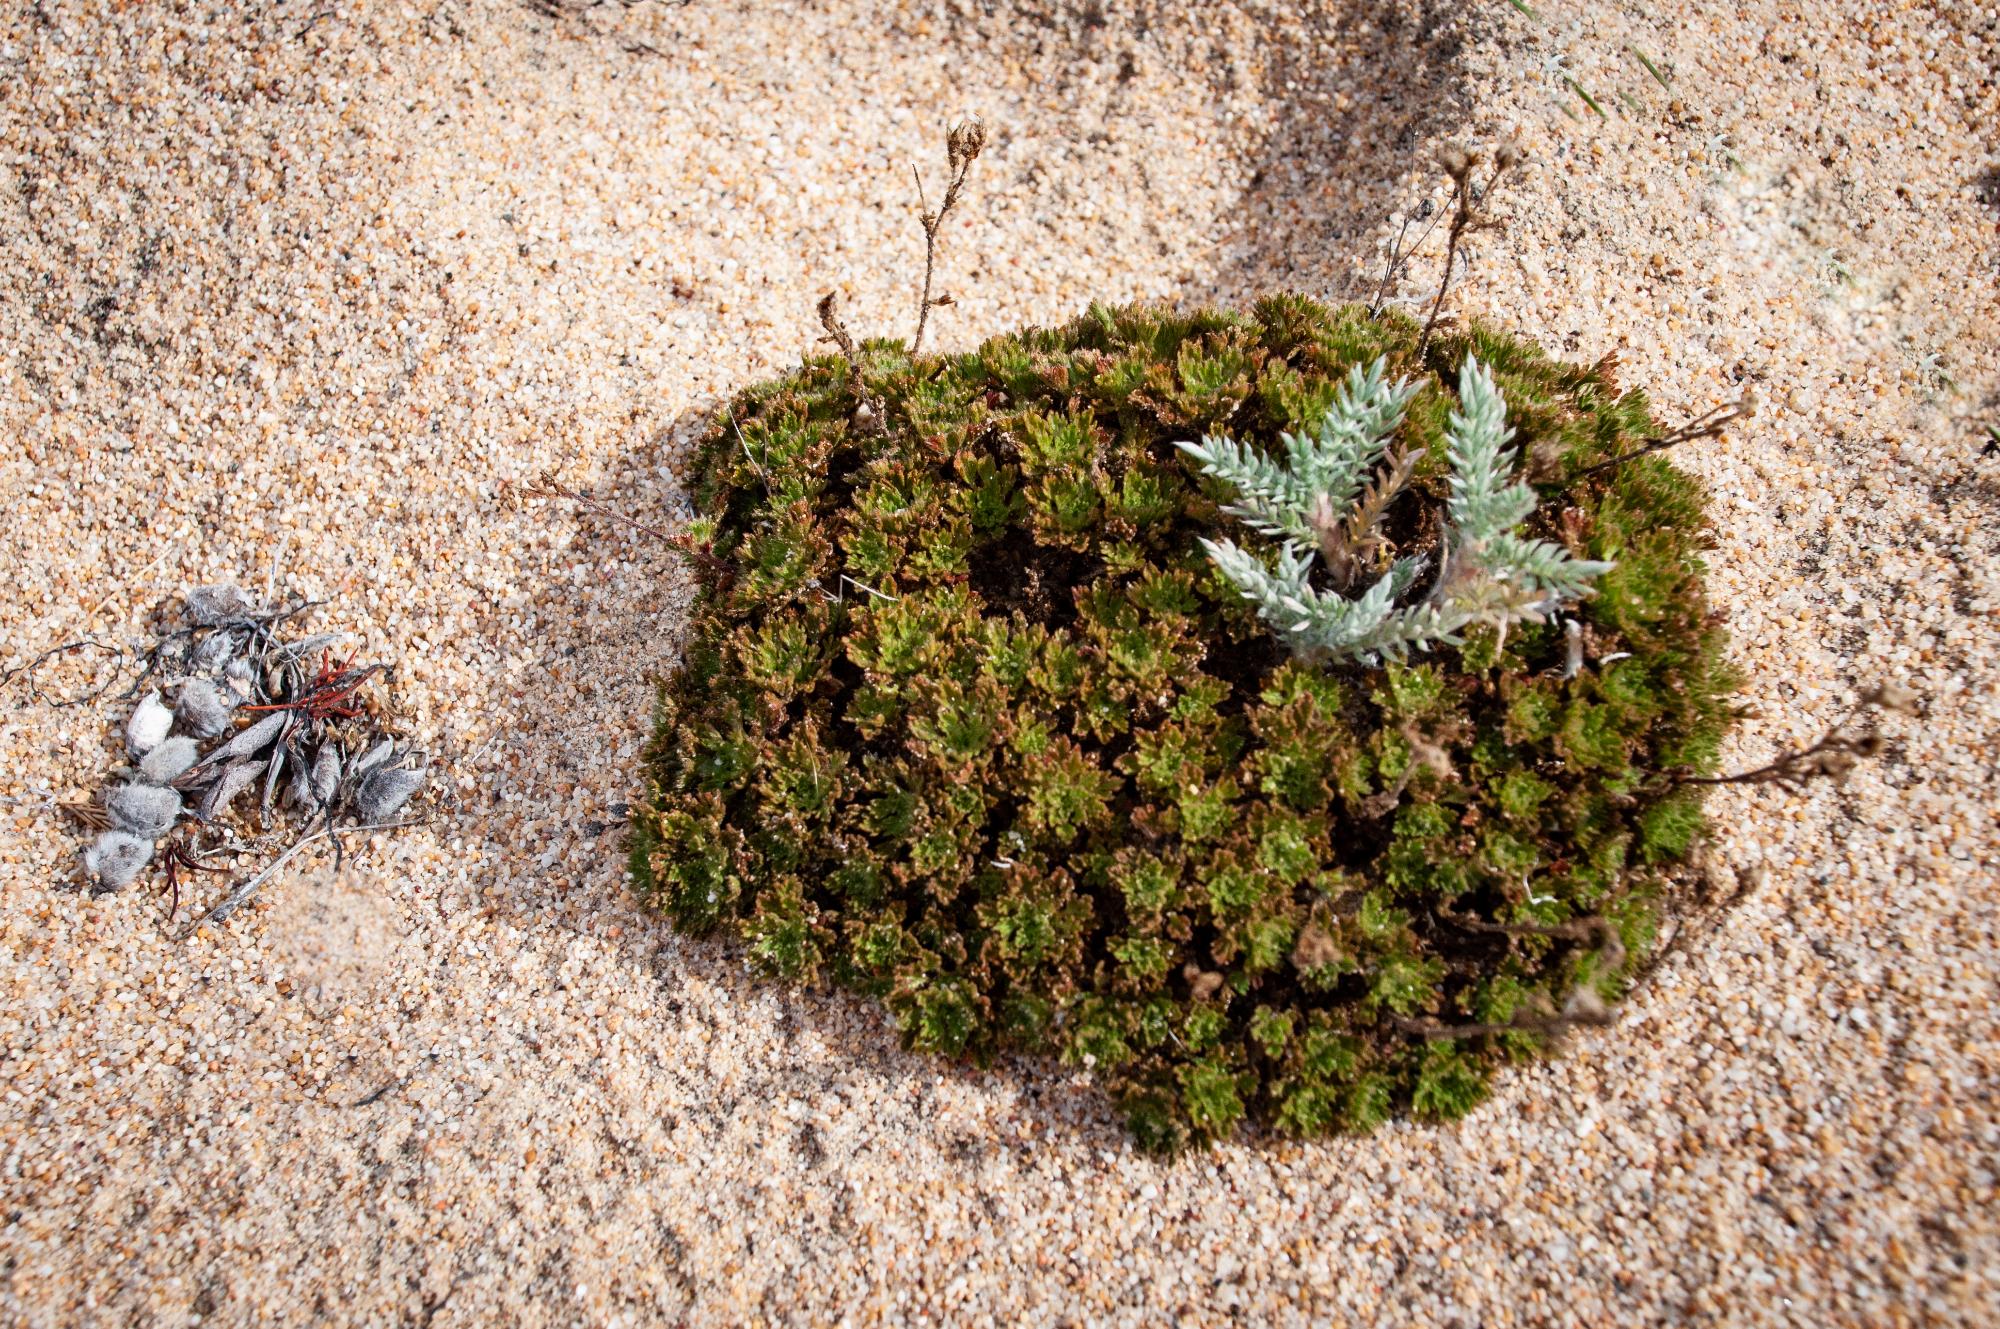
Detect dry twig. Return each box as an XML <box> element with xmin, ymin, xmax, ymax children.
<box><xmin>910</xmin><ymin>119</ymin><xmax>985</xmax><ymax>354</ymax></box>
<box><xmin>1417</xmin><ymin>141</ymin><xmax>1519</xmax><ymax>359</ymax></box>
<box><xmin>1679</xmin><ymin>681</ymin><xmax>1917</xmax><ymax>791</ymax></box>
<box><xmin>815</xmin><ymin>292</ymin><xmax>881</xmax><ymax>436</ymax></box>
<box><xmin>1570</xmin><ymin>393</ymin><xmax>1759</xmax><ymax>481</ymax></box>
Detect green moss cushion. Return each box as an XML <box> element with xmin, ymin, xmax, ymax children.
<box><xmin>632</xmin><ymin>297</ymin><xmax>1737</xmax><ymax>1151</ymax></box>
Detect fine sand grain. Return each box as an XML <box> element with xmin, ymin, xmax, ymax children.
<box><xmin>2</xmin><ymin>2</ymin><xmax>1996</xmax><ymax>1324</ymax></box>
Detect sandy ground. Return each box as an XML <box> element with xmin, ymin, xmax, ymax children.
<box><xmin>2</xmin><ymin>1</ymin><xmax>1996</xmax><ymax>1324</ymax></box>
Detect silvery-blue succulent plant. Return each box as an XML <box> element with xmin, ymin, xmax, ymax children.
<box><xmin>1178</xmin><ymin>356</ymin><xmax>1612</xmax><ymax>662</ymax></box>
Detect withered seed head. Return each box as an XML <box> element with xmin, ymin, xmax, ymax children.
<box><xmin>1494</xmin><ymin>141</ymin><xmax>1521</xmax><ymax>171</ymax></box>
<box><xmin>1438</xmin><ymin>143</ymin><xmax>1473</xmax><ymax>180</ymax></box>
<box><xmin>947</xmin><ymin>118</ymin><xmax>986</xmax><ymax>170</ymax></box>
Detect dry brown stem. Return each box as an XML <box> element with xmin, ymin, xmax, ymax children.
<box><xmin>910</xmin><ymin>119</ymin><xmax>984</xmax><ymax>355</ymax></box>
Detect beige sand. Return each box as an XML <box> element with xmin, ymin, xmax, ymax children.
<box><xmin>2</xmin><ymin>1</ymin><xmax>1995</xmax><ymax>1323</ymax></box>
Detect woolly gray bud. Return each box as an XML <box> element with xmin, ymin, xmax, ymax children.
<box><xmin>355</xmin><ymin>767</ymin><xmax>424</xmax><ymax>823</ymax></box>
<box><xmin>126</xmin><ymin>690</ymin><xmax>173</xmax><ymax>756</ymax></box>
<box><xmin>191</xmin><ymin>631</ymin><xmax>238</xmax><ymax>674</ymax></box>
<box><xmin>286</xmin><ymin>750</ymin><xmax>319</xmax><ymax>811</ymax></box>
<box><xmin>309</xmin><ymin>744</ymin><xmax>342</xmax><ymax>807</ymax></box>
<box><xmin>105</xmin><ymin>784</ymin><xmax>181</xmax><ymax>839</ymax></box>
<box><xmin>139</xmin><ymin>736</ymin><xmax>199</xmax><ymax>784</ymax></box>
<box><xmin>186</xmin><ymin>583</ymin><xmax>258</xmax><ymax>626</ymax></box>
<box><xmin>176</xmin><ymin>680</ymin><xmax>234</xmax><ymax>739</ymax></box>
<box><xmin>224</xmin><ymin>657</ymin><xmax>256</xmax><ymax>699</ymax></box>
<box><xmin>85</xmin><ymin>832</ymin><xmax>153</xmax><ymax>890</ymax></box>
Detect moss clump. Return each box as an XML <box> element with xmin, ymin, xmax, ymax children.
<box><xmin>632</xmin><ymin>296</ymin><xmax>1738</xmax><ymax>1150</ymax></box>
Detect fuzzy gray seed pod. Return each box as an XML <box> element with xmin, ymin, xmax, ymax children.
<box><xmin>186</xmin><ymin>583</ymin><xmax>258</xmax><ymax>625</ymax></box>
<box><xmin>197</xmin><ymin>758</ymin><xmax>268</xmax><ymax>822</ymax></box>
<box><xmin>176</xmin><ymin>679</ymin><xmax>234</xmax><ymax>738</ymax></box>
<box><xmin>201</xmin><ymin>711</ymin><xmax>289</xmax><ymax>767</ymax></box>
<box><xmin>85</xmin><ymin>832</ymin><xmax>153</xmax><ymax>890</ymax></box>
<box><xmin>354</xmin><ymin>738</ymin><xmax>397</xmax><ymax>777</ymax></box>
<box><xmin>191</xmin><ymin>631</ymin><xmax>239</xmax><ymax>674</ymax></box>
<box><xmin>286</xmin><ymin>750</ymin><xmax>319</xmax><ymax>811</ymax></box>
<box><xmin>126</xmin><ymin>690</ymin><xmax>173</xmax><ymax>755</ymax></box>
<box><xmin>224</xmin><ymin>657</ymin><xmax>256</xmax><ymax>699</ymax></box>
<box><xmin>139</xmin><ymin>736</ymin><xmax>200</xmax><ymax>784</ymax></box>
<box><xmin>105</xmin><ymin>784</ymin><xmax>181</xmax><ymax>839</ymax></box>
<box><xmin>272</xmin><ymin>632</ymin><xmax>349</xmax><ymax>662</ymax></box>
<box><xmin>309</xmin><ymin>744</ymin><xmax>342</xmax><ymax>807</ymax></box>
<box><xmin>354</xmin><ymin>767</ymin><xmax>424</xmax><ymax>823</ymax></box>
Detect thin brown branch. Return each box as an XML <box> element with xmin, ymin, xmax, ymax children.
<box><xmin>1417</xmin><ymin>142</ymin><xmax>1518</xmax><ymax>360</ymax></box>
<box><xmin>815</xmin><ymin>291</ymin><xmax>881</xmax><ymax>435</ymax></box>
<box><xmin>910</xmin><ymin>119</ymin><xmax>984</xmax><ymax>355</ymax></box>
<box><xmin>1393</xmin><ymin>1001</ymin><xmax>1614</xmax><ymax>1042</ymax></box>
<box><xmin>1570</xmin><ymin>395</ymin><xmax>1758</xmax><ymax>482</ymax></box>
<box><xmin>1321</xmin><ymin>444</ymin><xmax>1418</xmax><ymax>587</ymax></box>
<box><xmin>1677</xmin><ymin>682</ymin><xmax>1915</xmax><ymax>791</ymax></box>
<box><xmin>507</xmin><ymin>469</ymin><xmax>678</xmax><ymax>543</ymax></box>
<box><xmin>1</xmin><ymin>639</ymin><xmax>125</xmax><ymax>709</ymax></box>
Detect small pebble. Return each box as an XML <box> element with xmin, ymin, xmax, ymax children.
<box><xmin>125</xmin><ymin>690</ymin><xmax>172</xmax><ymax>756</ymax></box>
<box><xmin>176</xmin><ymin>679</ymin><xmax>235</xmax><ymax>738</ymax></box>
<box><xmin>104</xmin><ymin>784</ymin><xmax>181</xmax><ymax>839</ymax></box>
<box><xmin>138</xmin><ymin>735</ymin><xmax>199</xmax><ymax>784</ymax></box>
<box><xmin>83</xmin><ymin>832</ymin><xmax>153</xmax><ymax>890</ymax></box>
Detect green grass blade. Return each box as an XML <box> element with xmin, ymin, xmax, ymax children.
<box><xmin>1628</xmin><ymin>45</ymin><xmax>1672</xmax><ymax>90</ymax></box>
<box><xmin>1565</xmin><ymin>76</ymin><xmax>1608</xmax><ymax>120</ymax></box>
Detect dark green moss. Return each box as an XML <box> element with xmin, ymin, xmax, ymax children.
<box><xmin>633</xmin><ymin>298</ymin><xmax>1736</xmax><ymax>1151</ymax></box>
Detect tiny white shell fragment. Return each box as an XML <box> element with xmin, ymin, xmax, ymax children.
<box><xmin>85</xmin><ymin>832</ymin><xmax>153</xmax><ymax>890</ymax></box>
<box><xmin>105</xmin><ymin>784</ymin><xmax>181</xmax><ymax>838</ymax></box>
<box><xmin>139</xmin><ymin>736</ymin><xmax>199</xmax><ymax>784</ymax></box>
<box><xmin>126</xmin><ymin>690</ymin><xmax>173</xmax><ymax>755</ymax></box>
